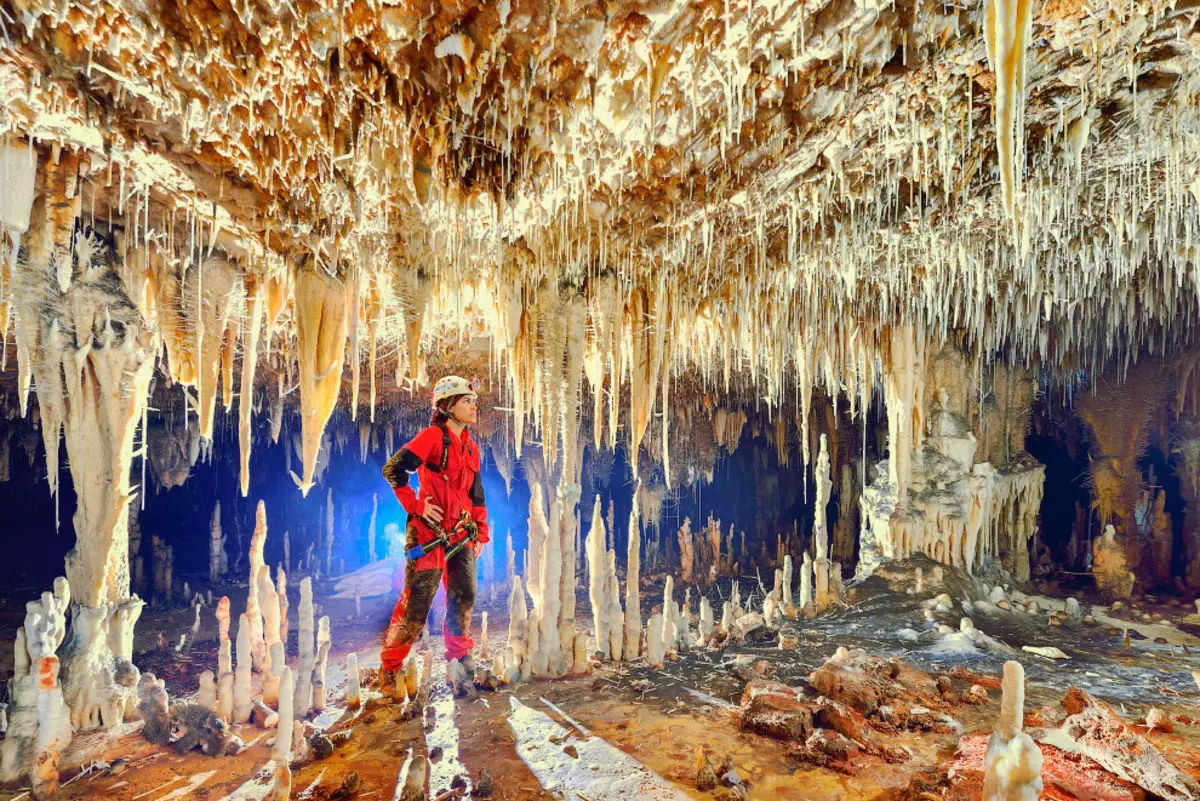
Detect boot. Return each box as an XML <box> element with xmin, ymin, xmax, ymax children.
<box><xmin>446</xmin><ymin>657</ymin><xmax>476</xmax><ymax>699</ymax></box>
<box><xmin>378</xmin><ymin>667</ymin><xmax>397</xmax><ymax>699</ymax></box>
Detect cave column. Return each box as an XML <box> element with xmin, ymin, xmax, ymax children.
<box><xmin>859</xmin><ymin>341</ymin><xmax>1044</xmax><ymax>581</ymax></box>
<box><xmin>10</xmin><ymin>146</ymin><xmax>153</xmax><ymax>739</ymax></box>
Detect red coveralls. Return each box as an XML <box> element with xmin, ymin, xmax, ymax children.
<box><xmin>380</xmin><ymin>423</ymin><xmax>489</xmax><ymax>671</ymax></box>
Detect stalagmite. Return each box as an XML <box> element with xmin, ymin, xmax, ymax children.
<box><xmin>507</xmin><ymin>578</ymin><xmax>529</xmax><ymax>683</ymax></box>
<box><xmin>782</xmin><ymin>555</ymin><xmax>794</xmax><ymax>613</ymax></box>
<box><xmin>247</xmin><ymin>501</ymin><xmax>268</xmax><ymax>671</ymax></box>
<box><xmin>662</xmin><ymin>576</ymin><xmax>677</xmax><ymax>653</ymax></box>
<box><xmin>814</xmin><ymin>434</ymin><xmax>833</xmax><ymax>611</ymax></box>
<box><xmin>526</xmin><ymin>484</ymin><xmax>548</xmax><ymax>612</ymax></box>
<box><xmin>572</xmin><ymin>632</ymin><xmax>590</xmax><ymax>674</ymax></box>
<box><xmin>325</xmin><ymin>487</ymin><xmax>335</xmax><ymax>577</ymax></box>
<box><xmin>699</xmin><ymin>598</ymin><xmax>714</xmax><ymax>644</ymax></box>
<box><xmin>480</xmin><ymin>611</ymin><xmax>490</xmax><ymax>660</ymax></box>
<box><xmin>346</xmin><ymin>653</ymin><xmax>361</xmax><ymax>710</ymax></box>
<box><xmin>197</xmin><ymin>671</ymin><xmax>217</xmax><ymax>710</ymax></box>
<box><xmin>277</xmin><ymin>567</ymin><xmax>289</xmax><ymax>647</ymax></box>
<box><xmin>586</xmin><ymin>496</ymin><xmax>612</xmax><ymax>658</ymax></box>
<box><xmin>800</xmin><ymin>553</ymin><xmax>813</xmax><ymax>610</ymax></box>
<box><xmin>234</xmin><ymin>614</ymin><xmax>253</xmax><ymax>724</ymax></box>
<box><xmin>604</xmin><ymin>550</ymin><xmax>625</xmax><ymax>661</ymax></box>
<box><xmin>291</xmin><ymin>265</ymin><xmax>348</xmax><ymax>496</ymax></box>
<box><xmin>534</xmin><ymin>490</ymin><xmax>564</xmax><ymax>675</ymax></box>
<box><xmin>273</xmin><ymin>667</ymin><xmax>294</xmax><ymax>801</ymax></box>
<box><xmin>678</xmin><ymin>517</ymin><xmax>695</xmax><ymax>584</ymax></box>
<box><xmin>313</xmin><ymin>616</ymin><xmax>331</xmax><ymax>712</ymax></box>
<box><xmin>982</xmin><ymin>661</ymin><xmax>1043</xmax><ymax>800</ymax></box>
<box><xmin>558</xmin><ymin>485</ymin><xmax>582</xmax><ymax>665</ymax></box>
<box><xmin>293</xmin><ymin>577</ymin><xmax>315</xmax><ymax>716</ymax></box>
<box><xmin>646</xmin><ymin>614</ymin><xmax>666</xmax><ymax>668</ymax></box>
<box><xmin>209</xmin><ymin>501</ymin><xmax>223</xmax><ymax>584</ymax></box>
<box><xmin>216</xmin><ymin>597</ymin><xmax>233</xmax><ymax>721</ymax></box>
<box><xmin>259</xmin><ymin>567</ymin><xmax>282</xmax><ymax>705</ymax></box>
<box><xmin>528</xmin><ymin>609</ymin><xmax>543</xmax><ymax>676</ymax></box>
<box><xmin>368</xmin><ymin>492</ymin><xmax>378</xmax><ymax>563</ymax></box>
<box><xmin>625</xmin><ymin>493</ymin><xmax>643</xmax><ymax>659</ymax></box>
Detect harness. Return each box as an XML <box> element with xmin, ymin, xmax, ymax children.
<box><xmin>404</xmin><ymin>423</ymin><xmax>479</xmax><ymax>562</ymax></box>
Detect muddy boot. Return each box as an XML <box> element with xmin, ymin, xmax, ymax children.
<box><xmin>446</xmin><ymin>658</ymin><xmax>476</xmax><ymax>699</ymax></box>
<box><xmin>378</xmin><ymin>667</ymin><xmax>397</xmax><ymax>700</ymax></box>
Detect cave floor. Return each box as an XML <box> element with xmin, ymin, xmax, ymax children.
<box><xmin>3</xmin><ymin>557</ymin><xmax>1200</xmax><ymax>801</ymax></box>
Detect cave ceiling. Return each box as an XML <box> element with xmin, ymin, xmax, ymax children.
<box><xmin>2</xmin><ymin>0</ymin><xmax>1200</xmax><ymax>437</ymax></box>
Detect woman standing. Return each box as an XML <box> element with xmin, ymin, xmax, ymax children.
<box><xmin>379</xmin><ymin>375</ymin><xmax>489</xmax><ymax>694</ymax></box>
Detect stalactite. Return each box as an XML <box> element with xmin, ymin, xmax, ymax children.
<box><xmin>291</xmin><ymin>264</ymin><xmax>347</xmax><ymax>496</ymax></box>
<box><xmin>984</xmin><ymin>0</ymin><xmax>1034</xmax><ymax>222</ymax></box>
<box><xmin>239</xmin><ymin>276</ymin><xmax>265</xmax><ymax>496</ymax></box>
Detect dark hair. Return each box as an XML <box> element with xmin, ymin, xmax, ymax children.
<box><xmin>430</xmin><ymin>393</ymin><xmax>469</xmax><ymax>426</ymax></box>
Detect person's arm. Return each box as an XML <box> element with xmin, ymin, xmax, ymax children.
<box><xmin>382</xmin><ymin>428</ymin><xmax>439</xmax><ymax>516</ymax></box>
<box><xmin>468</xmin><ymin>471</ymin><xmax>489</xmax><ymax>544</ymax></box>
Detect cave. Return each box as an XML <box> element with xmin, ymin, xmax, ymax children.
<box><xmin>1</xmin><ymin>1</ymin><xmax>1200</xmax><ymax>800</ymax></box>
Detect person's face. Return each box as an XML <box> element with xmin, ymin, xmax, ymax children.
<box><xmin>451</xmin><ymin>394</ymin><xmax>478</xmax><ymax>426</ymax></box>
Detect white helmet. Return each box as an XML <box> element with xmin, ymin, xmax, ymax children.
<box><xmin>432</xmin><ymin>375</ymin><xmax>479</xmax><ymax>407</ymax></box>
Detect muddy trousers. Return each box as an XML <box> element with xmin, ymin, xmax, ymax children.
<box><xmin>381</xmin><ymin>525</ymin><xmax>476</xmax><ymax>672</ymax></box>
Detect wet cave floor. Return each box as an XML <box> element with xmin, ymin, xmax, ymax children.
<box><xmin>3</xmin><ymin>556</ymin><xmax>1200</xmax><ymax>801</ymax></box>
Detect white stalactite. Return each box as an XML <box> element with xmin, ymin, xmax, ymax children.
<box><xmin>291</xmin><ymin>265</ymin><xmax>347</xmax><ymax>496</ymax></box>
